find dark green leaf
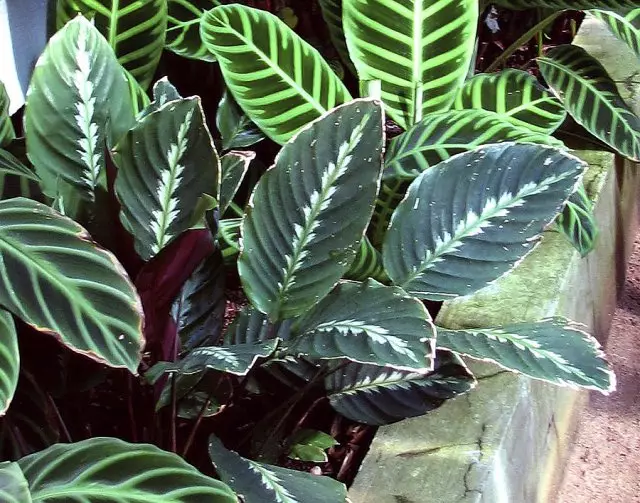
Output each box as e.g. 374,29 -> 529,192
0,462 -> 31,503
0,82 -> 15,147
0,310 -> 17,416
167,0 -> 222,61
216,90 -> 265,150
220,151 -> 254,215
556,184 -> 598,257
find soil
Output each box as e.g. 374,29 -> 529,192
556,233 -> 640,503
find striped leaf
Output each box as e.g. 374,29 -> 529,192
223,307 -> 293,346
343,0 -> 478,130
538,45 -> 640,160
369,178 -> 408,247
201,5 -> 352,144
318,0 -> 357,75
287,280 -> 436,372
124,68 -> 151,118
218,218 -> 241,262
19,437 -> 238,502
220,151 -> 254,215
592,9 -> 640,58
167,0 -> 221,62
113,97 -> 220,260
0,462 -> 31,503
344,236 -> 387,282
326,351 -> 475,425
0,310 -> 17,416
0,198 -> 143,372
56,0 -> 167,90
493,0 -> 638,9
384,109 -> 566,181
24,16 -> 134,202
437,317 -> 615,392
383,143 -> 585,300
209,436 -> 347,503
452,69 -> 566,134
216,90 -> 265,151
556,184 -> 598,257
238,100 -> 384,321
0,82 -> 15,147
0,150 -> 40,183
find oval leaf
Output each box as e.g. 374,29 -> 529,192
0,462 -> 31,503
0,198 -> 143,372
223,307 -> 293,345
343,0 -> 478,129
201,4 -> 352,144
287,279 -> 436,372
538,44 -> 640,161
383,143 -> 585,300
238,99 -> 384,320
19,437 -> 238,502
167,0 -> 221,61
0,310 -> 17,416
326,351 -> 475,426
437,317 -> 615,393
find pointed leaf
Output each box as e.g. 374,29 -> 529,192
0,462 -> 31,503
209,436 -> 347,503
19,437 -> 238,502
220,151 -> 254,215
556,184 -> 598,257
0,310 -> 18,416
139,78 -> 184,120
216,90 -> 265,151
593,9 -> 640,59
318,0 -> 357,75
238,99 -> 384,320
288,280 -> 436,372
167,0 -> 221,62
326,351 -> 475,426
384,109 -> 566,181
0,82 -> 15,147
538,44 -> 640,161
201,5 -> 352,144
0,150 -> 40,182
383,143 -> 585,300
343,0 -> 478,129
437,317 -> 615,392
0,198 -> 143,372
24,16 -> 134,201
114,97 -> 220,260
56,0 -> 167,89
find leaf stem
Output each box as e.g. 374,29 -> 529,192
170,374 -> 177,453
47,394 -> 71,443
181,395 -> 212,458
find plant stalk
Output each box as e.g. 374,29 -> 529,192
170,374 -> 177,453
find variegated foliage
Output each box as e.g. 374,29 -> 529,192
201,5 -> 352,144
220,151 -> 254,215
216,90 -> 265,151
0,82 -> 15,147
493,0 -> 638,9
556,183 -> 598,257
114,94 -> 220,260
238,100 -> 384,320
56,0 -> 167,90
167,0 -> 222,61
24,16 -> 134,202
0,311 -> 17,416
318,0 -> 357,74
592,8 -> 640,58
343,0 -> 478,129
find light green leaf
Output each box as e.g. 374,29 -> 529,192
19,437 -> 238,502
318,0 -> 357,75
287,429 -> 338,463
167,0 -> 221,62
538,44 -> 640,161
201,4 -> 352,144
493,0 -> 637,9
0,462 -> 31,503
56,0 -> 167,89
343,0 -> 478,129
326,351 -> 475,425
452,69 -> 566,134
238,99 -> 384,320
218,218 -> 242,262
216,90 -> 265,151
220,151 -> 254,215
209,436 -> 347,503
0,198 -> 143,372
24,16 -> 134,202
556,184 -> 598,257
0,82 -> 15,147
114,97 -> 220,260
437,317 -> 615,392
592,8 -> 640,58
383,143 -> 585,300
0,310 -> 18,416
123,69 -> 151,118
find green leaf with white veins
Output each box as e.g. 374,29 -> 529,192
138,77 -> 183,120
0,462 -> 31,503
209,436 -> 347,503
238,99 -> 384,321
114,97 -> 220,260
287,279 -> 436,372
437,317 -> 615,393
383,143 -> 585,300
24,16 -> 134,202
220,151 -> 255,215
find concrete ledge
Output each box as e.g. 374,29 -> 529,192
349,17 -> 640,503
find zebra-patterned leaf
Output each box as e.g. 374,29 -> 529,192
369,178 -> 408,247
437,317 -> 615,392
56,0 -> 167,90
0,462 -> 31,503
24,16 -> 134,202
343,0 -> 478,130
383,143 -> 585,300
0,82 -> 15,147
0,198 -> 143,372
216,90 -> 265,151
384,109 -> 566,181
556,184 -> 598,257
19,437 -> 238,502
592,9 -> 640,58
124,69 -> 151,118
318,0 -> 357,75
201,5 -> 352,144
538,44 -> 640,161
167,0 -> 221,62
286,279 -> 436,372
114,97 -> 220,261
209,436 -> 347,503
452,69 -> 566,134
326,351 -> 475,425
0,310 -> 18,416
344,235 -> 387,282
238,99 -> 384,321
218,218 -> 241,262
220,151 -> 254,215
493,0 -> 638,9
